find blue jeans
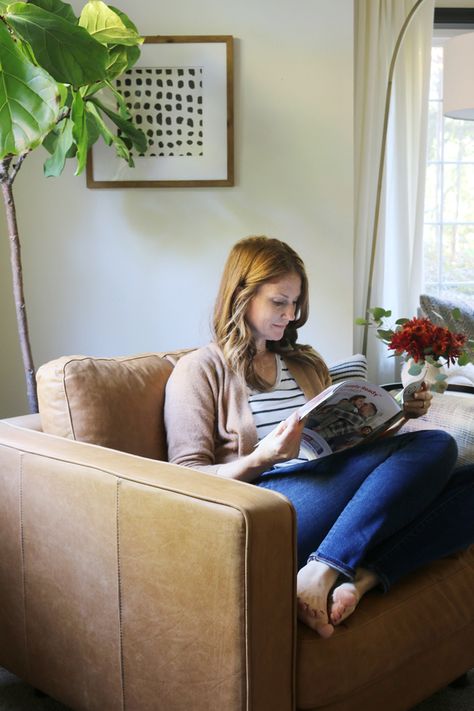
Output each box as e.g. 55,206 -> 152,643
255,430 -> 474,590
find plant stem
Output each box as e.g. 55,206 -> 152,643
0,155 -> 38,414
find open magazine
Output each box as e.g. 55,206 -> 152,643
294,377 -> 424,460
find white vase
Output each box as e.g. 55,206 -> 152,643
400,358 -> 448,394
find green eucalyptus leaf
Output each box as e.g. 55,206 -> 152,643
28,0 -> 77,24
408,362 -> 423,376
355,318 -> 369,326
71,90 -> 88,174
457,352 -> 469,366
376,329 -> 394,341
371,307 -> 391,321
435,372 -> 448,382
395,318 -> 409,325
89,95 -> 146,152
0,19 -> 60,157
79,0 -> 143,47
43,117 -> 74,176
5,2 -> 109,86
451,307 -> 462,321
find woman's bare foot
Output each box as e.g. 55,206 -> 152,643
296,560 -> 339,638
330,567 -> 379,626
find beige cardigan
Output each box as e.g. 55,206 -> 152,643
164,342 -> 331,474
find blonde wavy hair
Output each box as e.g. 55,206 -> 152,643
213,235 -> 325,390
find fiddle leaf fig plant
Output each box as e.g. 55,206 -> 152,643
0,0 -> 146,413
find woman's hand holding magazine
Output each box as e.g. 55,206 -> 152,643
294,377 -> 427,460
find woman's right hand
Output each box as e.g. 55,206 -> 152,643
216,412 -> 304,482
254,412 -> 305,468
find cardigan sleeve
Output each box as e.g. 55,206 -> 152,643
164,349 -> 223,473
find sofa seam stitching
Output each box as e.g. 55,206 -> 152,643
116,478 -> 125,711
19,452 -> 29,680
62,362 -> 76,440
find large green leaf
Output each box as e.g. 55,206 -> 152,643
109,7 -> 141,71
109,5 -> 139,34
28,0 -> 78,24
0,20 -> 60,157
71,90 -> 88,174
5,3 -> 109,86
102,79 -> 132,118
85,100 -> 133,165
106,43 -> 140,79
79,0 -> 142,47
43,117 -> 74,176
90,95 -> 147,153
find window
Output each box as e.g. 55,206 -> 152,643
424,11 -> 474,307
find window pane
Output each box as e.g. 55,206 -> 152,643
440,225 -> 474,301
426,101 -> 442,161
443,118 -> 474,162
429,46 -> 443,101
423,224 -> 440,288
443,164 -> 474,222
424,164 -> 441,221
423,43 -> 474,308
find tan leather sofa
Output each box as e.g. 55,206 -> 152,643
0,352 -> 473,711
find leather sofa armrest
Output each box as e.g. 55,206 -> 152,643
0,422 -> 296,711
3,414 -> 43,431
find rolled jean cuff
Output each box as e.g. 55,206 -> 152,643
307,552 -> 355,581
364,563 -> 391,593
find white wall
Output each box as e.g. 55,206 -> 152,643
0,0 -> 354,417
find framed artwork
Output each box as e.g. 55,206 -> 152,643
86,35 -> 234,188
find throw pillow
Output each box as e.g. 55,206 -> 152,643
419,294 -> 474,386
400,392 -> 474,466
419,293 -> 474,339
36,353 -> 174,460
328,354 -> 368,383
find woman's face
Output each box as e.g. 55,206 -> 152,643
245,272 -> 302,350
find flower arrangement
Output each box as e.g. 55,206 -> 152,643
357,307 -> 474,383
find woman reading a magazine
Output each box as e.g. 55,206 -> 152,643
164,236 -> 474,639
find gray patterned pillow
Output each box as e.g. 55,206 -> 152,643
419,293 -> 474,340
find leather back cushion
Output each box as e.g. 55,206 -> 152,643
36,351 -> 367,461
36,353 -> 178,460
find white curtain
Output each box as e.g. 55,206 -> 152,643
353,0 -> 434,384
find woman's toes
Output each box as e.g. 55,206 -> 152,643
330,584 -> 358,625
297,598 -> 335,638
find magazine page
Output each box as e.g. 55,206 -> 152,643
298,381 -> 403,459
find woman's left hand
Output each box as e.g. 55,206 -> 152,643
403,382 -> 433,419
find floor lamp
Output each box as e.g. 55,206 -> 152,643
362,0 -> 428,356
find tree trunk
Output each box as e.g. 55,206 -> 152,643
0,157 -> 38,414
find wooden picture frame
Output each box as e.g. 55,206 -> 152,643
86,35 -> 234,188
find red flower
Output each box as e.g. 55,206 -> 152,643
387,317 -> 467,364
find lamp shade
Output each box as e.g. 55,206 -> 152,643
443,31 -> 474,120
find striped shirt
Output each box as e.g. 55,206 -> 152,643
248,355 -> 309,465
